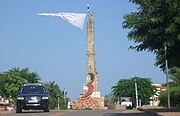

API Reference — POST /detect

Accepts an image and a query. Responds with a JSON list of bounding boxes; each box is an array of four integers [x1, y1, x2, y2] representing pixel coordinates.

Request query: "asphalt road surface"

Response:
[[1, 110, 150, 116]]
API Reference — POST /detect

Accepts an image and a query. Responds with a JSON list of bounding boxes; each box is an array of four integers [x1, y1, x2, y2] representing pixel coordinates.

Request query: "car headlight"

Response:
[[17, 96, 24, 100], [42, 96, 48, 99]]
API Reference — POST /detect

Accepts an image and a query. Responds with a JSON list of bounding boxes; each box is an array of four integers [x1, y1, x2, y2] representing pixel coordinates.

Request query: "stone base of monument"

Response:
[[75, 97, 105, 110]]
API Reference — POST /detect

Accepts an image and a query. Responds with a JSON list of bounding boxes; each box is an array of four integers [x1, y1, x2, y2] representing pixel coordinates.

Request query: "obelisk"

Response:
[[75, 12, 104, 110], [86, 12, 99, 93]]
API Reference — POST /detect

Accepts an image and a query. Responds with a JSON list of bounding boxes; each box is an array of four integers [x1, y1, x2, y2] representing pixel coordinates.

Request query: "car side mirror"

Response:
[[47, 89, 52, 93], [17, 90, 21, 94]]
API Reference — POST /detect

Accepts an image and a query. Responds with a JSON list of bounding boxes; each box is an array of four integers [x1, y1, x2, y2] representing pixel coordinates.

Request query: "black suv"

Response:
[[16, 83, 49, 113]]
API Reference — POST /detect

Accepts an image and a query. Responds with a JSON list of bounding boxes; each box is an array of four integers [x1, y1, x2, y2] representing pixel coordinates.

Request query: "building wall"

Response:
[[150, 84, 167, 106]]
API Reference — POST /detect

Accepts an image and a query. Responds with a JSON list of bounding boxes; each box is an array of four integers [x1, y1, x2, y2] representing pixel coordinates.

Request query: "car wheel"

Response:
[[43, 107, 49, 112], [16, 107, 22, 113]]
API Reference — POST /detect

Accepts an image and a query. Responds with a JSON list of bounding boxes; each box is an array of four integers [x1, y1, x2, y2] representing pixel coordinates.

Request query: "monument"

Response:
[[38, 8, 104, 110], [75, 12, 105, 110]]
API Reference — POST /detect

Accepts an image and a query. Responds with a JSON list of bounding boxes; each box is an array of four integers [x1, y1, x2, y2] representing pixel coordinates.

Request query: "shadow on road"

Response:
[[104, 112, 150, 116], [144, 107, 180, 113], [138, 107, 180, 115], [17, 110, 45, 113]]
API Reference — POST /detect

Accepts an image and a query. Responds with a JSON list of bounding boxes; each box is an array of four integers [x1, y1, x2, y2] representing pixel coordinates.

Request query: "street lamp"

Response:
[[165, 45, 170, 108]]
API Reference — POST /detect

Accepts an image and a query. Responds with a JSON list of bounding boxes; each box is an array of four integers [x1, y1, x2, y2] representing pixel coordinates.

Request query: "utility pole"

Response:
[[139, 99, 141, 107], [63, 88, 66, 100], [58, 94, 60, 110], [165, 45, 170, 108], [63, 88, 66, 109], [135, 81, 139, 108]]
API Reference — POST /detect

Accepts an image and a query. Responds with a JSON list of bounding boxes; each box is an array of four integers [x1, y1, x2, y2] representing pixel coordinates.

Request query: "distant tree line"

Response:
[[110, 77, 155, 107]]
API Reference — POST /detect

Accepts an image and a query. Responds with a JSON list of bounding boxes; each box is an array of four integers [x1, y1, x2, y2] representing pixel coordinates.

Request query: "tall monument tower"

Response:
[[76, 12, 104, 110], [86, 12, 98, 92]]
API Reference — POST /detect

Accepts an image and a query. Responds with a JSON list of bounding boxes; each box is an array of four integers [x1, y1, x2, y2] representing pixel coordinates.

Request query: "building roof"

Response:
[[152, 83, 167, 89]]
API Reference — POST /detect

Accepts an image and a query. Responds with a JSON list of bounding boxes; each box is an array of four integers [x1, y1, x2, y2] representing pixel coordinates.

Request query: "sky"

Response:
[[0, 0, 166, 101]]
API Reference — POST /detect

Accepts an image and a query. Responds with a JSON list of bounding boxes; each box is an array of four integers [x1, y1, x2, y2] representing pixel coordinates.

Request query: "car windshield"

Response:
[[21, 86, 45, 94]]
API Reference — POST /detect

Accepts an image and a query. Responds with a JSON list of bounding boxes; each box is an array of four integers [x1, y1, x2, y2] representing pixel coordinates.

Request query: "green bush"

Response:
[[159, 86, 180, 107]]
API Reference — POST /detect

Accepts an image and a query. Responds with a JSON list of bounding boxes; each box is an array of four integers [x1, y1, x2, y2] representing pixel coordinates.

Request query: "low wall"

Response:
[[75, 97, 105, 110]]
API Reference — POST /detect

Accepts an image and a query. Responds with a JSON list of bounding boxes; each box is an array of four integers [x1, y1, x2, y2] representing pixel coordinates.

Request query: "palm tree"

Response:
[[169, 67, 180, 85], [45, 81, 65, 109]]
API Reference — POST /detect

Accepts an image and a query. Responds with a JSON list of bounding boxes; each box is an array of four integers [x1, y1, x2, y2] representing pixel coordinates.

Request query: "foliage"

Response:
[[159, 86, 180, 107], [0, 67, 41, 103], [123, 0, 180, 70], [7, 67, 41, 83], [104, 94, 116, 107], [0, 68, 68, 109], [44, 81, 66, 110], [111, 77, 155, 106], [169, 67, 180, 86]]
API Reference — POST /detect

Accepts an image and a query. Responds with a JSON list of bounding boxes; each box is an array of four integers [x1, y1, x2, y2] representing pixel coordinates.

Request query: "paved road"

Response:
[[1, 110, 65, 116], [62, 110, 150, 116], [0, 110, 150, 116]]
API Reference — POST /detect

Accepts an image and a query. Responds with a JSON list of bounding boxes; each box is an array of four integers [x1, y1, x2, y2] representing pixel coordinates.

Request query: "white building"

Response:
[[150, 83, 167, 106]]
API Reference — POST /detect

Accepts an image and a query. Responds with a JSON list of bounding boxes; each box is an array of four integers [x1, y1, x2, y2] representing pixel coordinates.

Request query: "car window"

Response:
[[21, 86, 45, 94]]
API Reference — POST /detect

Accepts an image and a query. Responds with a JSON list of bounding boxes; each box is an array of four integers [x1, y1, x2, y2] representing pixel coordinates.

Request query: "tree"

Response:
[[169, 67, 180, 86], [0, 67, 41, 103], [8, 67, 41, 83], [123, 0, 180, 70], [104, 93, 116, 107], [44, 81, 66, 109], [111, 77, 155, 106], [159, 86, 180, 107], [0, 73, 8, 96]]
